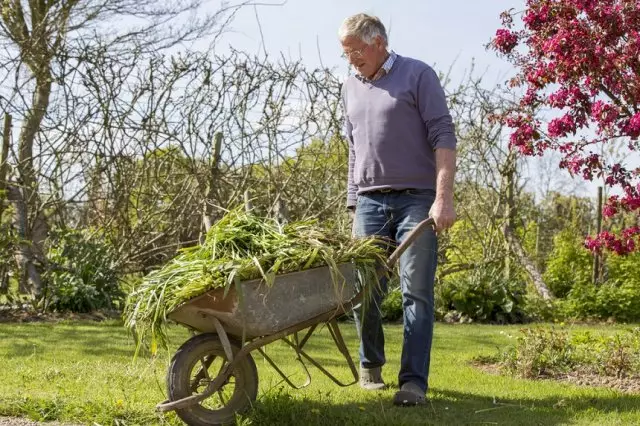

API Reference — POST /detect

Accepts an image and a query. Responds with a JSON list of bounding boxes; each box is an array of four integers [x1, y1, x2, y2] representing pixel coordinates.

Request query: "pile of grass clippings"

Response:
[[123, 208, 389, 354]]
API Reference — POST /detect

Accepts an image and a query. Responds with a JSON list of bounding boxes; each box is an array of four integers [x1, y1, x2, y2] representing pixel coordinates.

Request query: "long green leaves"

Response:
[[123, 208, 389, 354]]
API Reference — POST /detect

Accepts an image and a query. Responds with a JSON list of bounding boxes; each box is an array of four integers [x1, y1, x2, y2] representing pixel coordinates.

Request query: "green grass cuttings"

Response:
[[123, 208, 388, 354]]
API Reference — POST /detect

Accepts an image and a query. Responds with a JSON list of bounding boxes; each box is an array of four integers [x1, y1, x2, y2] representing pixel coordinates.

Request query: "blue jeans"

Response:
[[352, 189, 438, 393]]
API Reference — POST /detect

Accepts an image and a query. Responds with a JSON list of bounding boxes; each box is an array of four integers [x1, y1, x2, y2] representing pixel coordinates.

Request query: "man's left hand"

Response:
[[429, 195, 456, 234]]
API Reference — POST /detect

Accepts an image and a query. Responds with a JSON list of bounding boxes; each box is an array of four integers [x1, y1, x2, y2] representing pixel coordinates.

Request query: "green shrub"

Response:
[[542, 228, 640, 322], [381, 286, 403, 322], [519, 291, 558, 322], [437, 265, 528, 324], [42, 229, 123, 313], [542, 228, 592, 298], [607, 252, 640, 286], [499, 327, 575, 378], [0, 225, 17, 294], [560, 280, 640, 323], [497, 326, 640, 379]]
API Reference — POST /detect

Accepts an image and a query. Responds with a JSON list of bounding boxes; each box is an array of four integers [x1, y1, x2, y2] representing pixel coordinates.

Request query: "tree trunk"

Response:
[[7, 186, 36, 295], [504, 155, 514, 282], [501, 149, 552, 300], [14, 76, 53, 297], [592, 186, 603, 285], [202, 132, 223, 232], [0, 114, 10, 220], [0, 114, 11, 295], [503, 223, 552, 300]]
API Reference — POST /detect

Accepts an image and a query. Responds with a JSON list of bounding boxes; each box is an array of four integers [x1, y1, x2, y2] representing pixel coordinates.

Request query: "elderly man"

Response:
[[339, 13, 457, 406]]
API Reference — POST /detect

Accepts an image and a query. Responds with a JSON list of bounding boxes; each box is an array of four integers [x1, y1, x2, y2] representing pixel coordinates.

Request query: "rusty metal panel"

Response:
[[168, 263, 358, 338]]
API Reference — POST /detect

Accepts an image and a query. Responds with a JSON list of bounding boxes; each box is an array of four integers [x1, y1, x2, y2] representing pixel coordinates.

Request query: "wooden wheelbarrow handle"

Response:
[[385, 217, 436, 270]]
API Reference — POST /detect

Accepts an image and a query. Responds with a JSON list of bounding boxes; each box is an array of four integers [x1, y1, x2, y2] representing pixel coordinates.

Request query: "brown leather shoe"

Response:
[[393, 382, 426, 406], [359, 366, 387, 390]]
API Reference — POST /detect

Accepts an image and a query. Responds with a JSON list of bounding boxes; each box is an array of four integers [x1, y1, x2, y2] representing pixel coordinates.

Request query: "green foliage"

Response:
[[499, 327, 575, 378], [542, 228, 592, 298], [534, 192, 594, 266], [498, 326, 640, 379], [606, 251, 640, 286], [559, 280, 640, 323], [436, 265, 528, 324], [0, 224, 17, 297], [518, 291, 557, 322], [380, 284, 403, 322], [542, 227, 640, 322], [42, 228, 123, 313], [0, 224, 16, 270], [443, 218, 498, 271]]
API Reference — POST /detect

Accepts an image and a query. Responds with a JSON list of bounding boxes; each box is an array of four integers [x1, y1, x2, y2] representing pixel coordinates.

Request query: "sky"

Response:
[[211, 0, 521, 88], [192, 0, 637, 202]]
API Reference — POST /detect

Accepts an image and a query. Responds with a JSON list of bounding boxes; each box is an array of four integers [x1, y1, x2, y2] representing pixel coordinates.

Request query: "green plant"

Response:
[[561, 281, 640, 323], [436, 265, 527, 323], [596, 332, 639, 378], [42, 228, 122, 313], [380, 284, 402, 322], [497, 326, 640, 380], [0, 224, 17, 295], [519, 291, 558, 322], [542, 228, 592, 298], [499, 327, 575, 378]]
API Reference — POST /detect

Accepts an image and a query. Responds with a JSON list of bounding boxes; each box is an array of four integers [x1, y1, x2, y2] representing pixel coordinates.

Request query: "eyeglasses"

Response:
[[341, 47, 366, 60]]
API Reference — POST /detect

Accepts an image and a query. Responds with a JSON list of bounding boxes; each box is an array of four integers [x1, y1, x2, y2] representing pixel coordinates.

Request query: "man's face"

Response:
[[341, 35, 385, 79]]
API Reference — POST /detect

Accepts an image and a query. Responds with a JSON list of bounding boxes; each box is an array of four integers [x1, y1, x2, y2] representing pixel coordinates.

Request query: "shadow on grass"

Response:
[[241, 386, 640, 426]]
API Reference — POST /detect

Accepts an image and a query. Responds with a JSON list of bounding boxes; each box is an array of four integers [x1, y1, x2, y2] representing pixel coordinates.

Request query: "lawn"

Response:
[[0, 320, 639, 425]]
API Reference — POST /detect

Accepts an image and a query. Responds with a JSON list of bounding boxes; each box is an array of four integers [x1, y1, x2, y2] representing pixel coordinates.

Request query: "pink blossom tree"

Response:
[[491, 0, 640, 255]]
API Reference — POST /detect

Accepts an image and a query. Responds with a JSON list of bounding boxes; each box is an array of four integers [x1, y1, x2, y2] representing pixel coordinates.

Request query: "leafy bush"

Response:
[[518, 291, 557, 322], [436, 265, 528, 324], [0, 225, 17, 294], [381, 286, 403, 322], [499, 327, 575, 378], [542, 228, 592, 298], [43, 229, 123, 313], [559, 280, 640, 323], [497, 326, 640, 379], [542, 227, 640, 322]]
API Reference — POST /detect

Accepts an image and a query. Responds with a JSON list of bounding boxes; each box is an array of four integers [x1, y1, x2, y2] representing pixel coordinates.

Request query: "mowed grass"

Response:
[[0, 320, 639, 425]]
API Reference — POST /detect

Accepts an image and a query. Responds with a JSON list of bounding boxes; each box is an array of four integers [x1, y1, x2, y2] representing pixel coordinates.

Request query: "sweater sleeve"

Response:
[[416, 67, 457, 150]]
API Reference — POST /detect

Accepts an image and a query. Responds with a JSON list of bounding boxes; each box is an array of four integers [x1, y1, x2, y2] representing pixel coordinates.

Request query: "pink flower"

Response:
[[590, 100, 619, 133], [602, 204, 617, 217], [621, 113, 640, 139], [493, 29, 519, 54], [547, 115, 577, 138]]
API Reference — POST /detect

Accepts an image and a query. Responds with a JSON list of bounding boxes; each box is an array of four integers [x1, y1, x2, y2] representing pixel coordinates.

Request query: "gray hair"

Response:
[[338, 13, 388, 45]]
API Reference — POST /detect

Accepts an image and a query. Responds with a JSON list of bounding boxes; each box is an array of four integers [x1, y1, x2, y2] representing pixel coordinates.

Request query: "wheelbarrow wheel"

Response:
[[168, 333, 258, 426]]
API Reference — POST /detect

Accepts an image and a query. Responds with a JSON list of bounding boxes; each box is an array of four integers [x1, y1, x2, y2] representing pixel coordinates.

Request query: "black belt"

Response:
[[362, 188, 416, 194]]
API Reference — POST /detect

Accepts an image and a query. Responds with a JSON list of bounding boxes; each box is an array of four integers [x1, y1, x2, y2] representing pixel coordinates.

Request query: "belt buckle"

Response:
[[379, 188, 394, 193]]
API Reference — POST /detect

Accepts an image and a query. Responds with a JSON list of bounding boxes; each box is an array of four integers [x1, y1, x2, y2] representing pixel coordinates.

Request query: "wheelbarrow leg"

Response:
[[327, 319, 359, 382]]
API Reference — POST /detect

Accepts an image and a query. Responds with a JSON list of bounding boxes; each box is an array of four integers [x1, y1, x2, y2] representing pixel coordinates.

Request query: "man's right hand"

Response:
[[348, 207, 355, 221]]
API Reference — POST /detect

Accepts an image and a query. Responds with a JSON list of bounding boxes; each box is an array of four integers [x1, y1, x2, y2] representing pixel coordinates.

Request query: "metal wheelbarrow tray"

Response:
[[168, 262, 358, 339]]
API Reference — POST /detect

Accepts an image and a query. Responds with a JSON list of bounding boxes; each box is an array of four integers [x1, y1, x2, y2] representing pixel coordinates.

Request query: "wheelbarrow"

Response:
[[156, 217, 436, 426]]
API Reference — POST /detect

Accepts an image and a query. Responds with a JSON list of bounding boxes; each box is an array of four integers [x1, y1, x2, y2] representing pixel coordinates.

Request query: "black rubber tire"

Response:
[[168, 333, 258, 426]]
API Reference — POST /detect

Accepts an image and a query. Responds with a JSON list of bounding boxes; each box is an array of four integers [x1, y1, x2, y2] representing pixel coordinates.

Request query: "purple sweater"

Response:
[[342, 54, 457, 208]]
